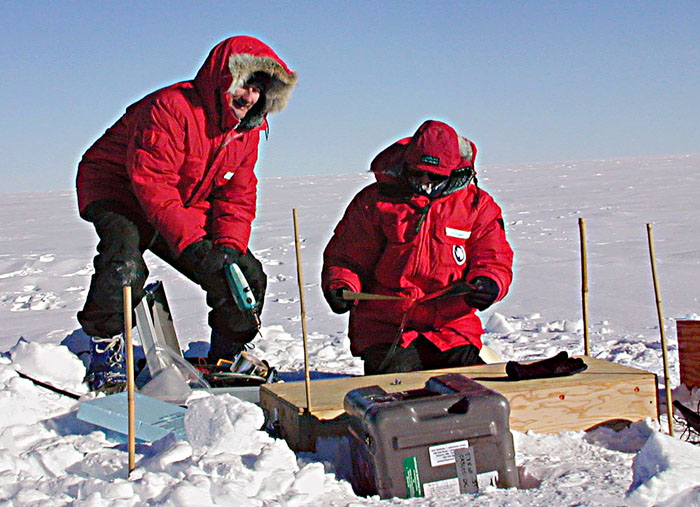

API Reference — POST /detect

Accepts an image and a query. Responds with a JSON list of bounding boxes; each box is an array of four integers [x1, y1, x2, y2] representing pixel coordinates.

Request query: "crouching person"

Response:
[[322, 120, 513, 375], [76, 36, 297, 391]]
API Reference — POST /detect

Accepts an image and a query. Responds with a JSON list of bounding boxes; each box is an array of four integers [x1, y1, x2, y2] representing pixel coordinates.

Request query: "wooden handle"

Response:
[[342, 290, 406, 301]]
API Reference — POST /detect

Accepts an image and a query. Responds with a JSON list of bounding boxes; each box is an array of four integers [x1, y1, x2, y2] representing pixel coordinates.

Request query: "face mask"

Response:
[[404, 168, 449, 197]]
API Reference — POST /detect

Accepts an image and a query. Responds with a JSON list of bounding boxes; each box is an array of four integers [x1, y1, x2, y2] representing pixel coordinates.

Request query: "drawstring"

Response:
[[412, 202, 433, 235]]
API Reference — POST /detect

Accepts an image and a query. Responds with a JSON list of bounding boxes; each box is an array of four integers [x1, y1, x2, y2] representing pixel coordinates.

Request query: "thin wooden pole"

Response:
[[292, 209, 312, 413], [646, 223, 674, 436], [123, 285, 136, 474], [578, 218, 591, 356]]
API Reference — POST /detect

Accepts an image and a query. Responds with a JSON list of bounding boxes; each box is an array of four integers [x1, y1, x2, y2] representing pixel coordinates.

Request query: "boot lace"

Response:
[[92, 335, 125, 366]]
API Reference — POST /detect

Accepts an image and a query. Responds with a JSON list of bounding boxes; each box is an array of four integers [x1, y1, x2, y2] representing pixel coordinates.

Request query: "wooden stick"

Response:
[[342, 290, 406, 301], [646, 223, 674, 436], [123, 285, 136, 473], [292, 209, 312, 413], [579, 218, 591, 356]]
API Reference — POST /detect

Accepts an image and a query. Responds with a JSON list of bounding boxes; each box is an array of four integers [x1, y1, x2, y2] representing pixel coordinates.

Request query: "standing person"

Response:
[[76, 36, 297, 391], [322, 120, 513, 375]]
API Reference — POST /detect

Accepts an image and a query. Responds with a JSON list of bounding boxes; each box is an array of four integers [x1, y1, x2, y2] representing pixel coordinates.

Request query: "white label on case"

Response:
[[423, 477, 460, 498], [428, 439, 470, 467]]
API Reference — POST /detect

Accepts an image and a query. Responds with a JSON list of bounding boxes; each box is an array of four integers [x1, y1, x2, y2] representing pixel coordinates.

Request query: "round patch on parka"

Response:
[[453, 245, 466, 265]]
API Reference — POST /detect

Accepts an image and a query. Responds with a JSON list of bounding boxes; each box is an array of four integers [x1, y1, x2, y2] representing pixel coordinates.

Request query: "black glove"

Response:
[[506, 351, 587, 381], [464, 276, 499, 311], [324, 287, 353, 314], [180, 240, 241, 299], [235, 250, 267, 309]]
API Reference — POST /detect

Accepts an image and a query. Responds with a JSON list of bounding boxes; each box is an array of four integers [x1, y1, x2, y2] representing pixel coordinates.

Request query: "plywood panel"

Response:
[[260, 357, 658, 452]]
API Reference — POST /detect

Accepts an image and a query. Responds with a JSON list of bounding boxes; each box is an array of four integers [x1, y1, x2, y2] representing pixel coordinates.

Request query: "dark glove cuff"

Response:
[[219, 246, 243, 264], [181, 240, 211, 262]]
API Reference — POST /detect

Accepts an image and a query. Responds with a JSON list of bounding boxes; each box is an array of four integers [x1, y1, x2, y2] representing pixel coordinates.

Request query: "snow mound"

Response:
[[628, 430, 700, 505]]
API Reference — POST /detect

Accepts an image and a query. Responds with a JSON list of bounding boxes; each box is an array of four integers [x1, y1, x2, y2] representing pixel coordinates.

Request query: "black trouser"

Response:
[[361, 335, 484, 375], [77, 201, 264, 361]]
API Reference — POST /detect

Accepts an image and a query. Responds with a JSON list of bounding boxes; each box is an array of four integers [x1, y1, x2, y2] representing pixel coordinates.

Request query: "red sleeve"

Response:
[[210, 132, 259, 252], [464, 192, 514, 301], [126, 99, 208, 254], [322, 186, 385, 293]]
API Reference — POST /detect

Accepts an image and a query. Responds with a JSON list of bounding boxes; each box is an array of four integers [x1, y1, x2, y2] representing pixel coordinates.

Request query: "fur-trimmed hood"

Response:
[[194, 35, 297, 132]]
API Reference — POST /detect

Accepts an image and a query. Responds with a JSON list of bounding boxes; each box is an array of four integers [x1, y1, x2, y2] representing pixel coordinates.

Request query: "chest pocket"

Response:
[[432, 223, 473, 282], [373, 209, 420, 289]]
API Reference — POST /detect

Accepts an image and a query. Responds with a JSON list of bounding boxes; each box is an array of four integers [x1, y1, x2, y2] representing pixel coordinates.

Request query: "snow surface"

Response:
[[1, 153, 700, 505]]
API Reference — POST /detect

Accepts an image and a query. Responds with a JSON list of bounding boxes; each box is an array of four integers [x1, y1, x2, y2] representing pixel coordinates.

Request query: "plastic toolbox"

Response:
[[344, 372, 519, 499]]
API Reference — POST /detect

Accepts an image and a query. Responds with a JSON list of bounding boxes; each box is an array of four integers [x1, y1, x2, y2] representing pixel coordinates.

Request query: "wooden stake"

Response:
[[292, 209, 312, 413], [578, 218, 591, 356], [646, 223, 674, 436], [123, 285, 136, 473]]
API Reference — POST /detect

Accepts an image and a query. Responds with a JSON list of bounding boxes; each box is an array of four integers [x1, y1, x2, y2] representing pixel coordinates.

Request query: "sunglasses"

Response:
[[404, 168, 449, 183]]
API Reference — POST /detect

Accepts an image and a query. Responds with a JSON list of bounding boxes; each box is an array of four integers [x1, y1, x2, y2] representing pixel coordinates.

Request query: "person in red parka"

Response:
[[76, 36, 297, 391], [322, 120, 513, 375]]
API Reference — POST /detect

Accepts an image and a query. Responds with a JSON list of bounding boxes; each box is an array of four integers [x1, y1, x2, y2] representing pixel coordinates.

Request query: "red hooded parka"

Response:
[[76, 36, 297, 255], [322, 121, 513, 356]]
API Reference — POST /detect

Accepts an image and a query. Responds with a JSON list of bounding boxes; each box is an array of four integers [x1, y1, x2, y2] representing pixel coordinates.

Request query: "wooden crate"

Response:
[[260, 357, 658, 452], [677, 320, 700, 389]]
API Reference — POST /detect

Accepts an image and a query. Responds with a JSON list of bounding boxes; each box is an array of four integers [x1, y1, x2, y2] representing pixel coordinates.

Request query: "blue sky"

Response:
[[1, 1, 698, 193]]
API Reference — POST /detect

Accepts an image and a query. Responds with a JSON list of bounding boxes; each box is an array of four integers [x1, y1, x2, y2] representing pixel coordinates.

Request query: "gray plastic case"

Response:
[[344, 373, 519, 499]]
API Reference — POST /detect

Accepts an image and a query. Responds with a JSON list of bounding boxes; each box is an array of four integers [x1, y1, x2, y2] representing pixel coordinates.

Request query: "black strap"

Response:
[[16, 371, 81, 400]]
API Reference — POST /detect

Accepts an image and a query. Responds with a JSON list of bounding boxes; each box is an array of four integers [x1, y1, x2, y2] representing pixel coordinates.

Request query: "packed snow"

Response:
[[1, 153, 699, 505]]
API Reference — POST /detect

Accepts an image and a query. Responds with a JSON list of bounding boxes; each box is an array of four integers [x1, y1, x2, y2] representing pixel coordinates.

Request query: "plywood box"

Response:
[[260, 357, 658, 452]]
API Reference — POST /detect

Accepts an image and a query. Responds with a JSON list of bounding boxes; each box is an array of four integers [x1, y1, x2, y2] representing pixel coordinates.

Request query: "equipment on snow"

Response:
[[344, 373, 519, 498], [673, 400, 700, 437], [77, 392, 186, 442], [505, 351, 587, 381], [133, 280, 276, 402]]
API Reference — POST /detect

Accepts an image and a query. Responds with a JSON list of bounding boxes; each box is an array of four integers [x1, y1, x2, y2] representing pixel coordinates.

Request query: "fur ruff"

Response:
[[227, 53, 298, 128]]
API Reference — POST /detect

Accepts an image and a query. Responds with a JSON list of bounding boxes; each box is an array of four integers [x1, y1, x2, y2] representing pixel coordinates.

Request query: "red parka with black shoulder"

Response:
[[76, 36, 297, 255], [322, 122, 513, 356]]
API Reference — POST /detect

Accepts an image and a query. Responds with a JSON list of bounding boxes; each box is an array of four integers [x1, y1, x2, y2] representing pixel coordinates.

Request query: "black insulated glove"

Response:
[[464, 276, 499, 311], [181, 240, 241, 275], [181, 240, 241, 300], [324, 287, 353, 314], [506, 351, 587, 381]]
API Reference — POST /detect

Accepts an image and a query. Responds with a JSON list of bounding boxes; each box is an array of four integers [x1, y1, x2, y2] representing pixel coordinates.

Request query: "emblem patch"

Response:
[[453, 245, 466, 265], [421, 155, 440, 166]]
